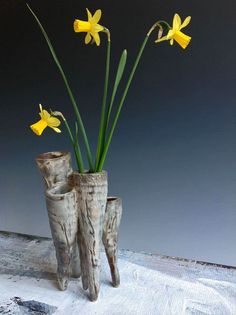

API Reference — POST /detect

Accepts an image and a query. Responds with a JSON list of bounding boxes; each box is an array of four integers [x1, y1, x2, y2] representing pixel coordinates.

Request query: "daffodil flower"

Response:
[[74, 9, 104, 46], [30, 104, 61, 136], [156, 14, 191, 49]]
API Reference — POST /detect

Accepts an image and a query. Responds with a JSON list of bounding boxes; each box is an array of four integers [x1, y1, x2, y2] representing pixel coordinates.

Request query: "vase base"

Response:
[[57, 273, 69, 291]]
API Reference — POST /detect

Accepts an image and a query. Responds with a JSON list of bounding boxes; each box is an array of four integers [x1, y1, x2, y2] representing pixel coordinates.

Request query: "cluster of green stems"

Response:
[[27, 4, 170, 173]]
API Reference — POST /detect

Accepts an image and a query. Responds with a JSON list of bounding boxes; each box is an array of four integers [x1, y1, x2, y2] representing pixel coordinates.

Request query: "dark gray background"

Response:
[[1, 0, 236, 265]]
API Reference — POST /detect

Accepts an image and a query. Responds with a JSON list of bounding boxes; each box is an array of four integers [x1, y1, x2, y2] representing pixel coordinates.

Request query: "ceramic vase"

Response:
[[45, 182, 80, 290], [36, 151, 80, 288], [36, 151, 72, 189], [73, 171, 108, 301], [103, 197, 122, 287]]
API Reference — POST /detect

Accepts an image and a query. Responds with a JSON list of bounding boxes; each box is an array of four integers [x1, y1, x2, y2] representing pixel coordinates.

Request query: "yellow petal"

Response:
[[85, 32, 92, 44], [170, 38, 174, 45], [155, 35, 169, 43], [173, 30, 191, 49], [50, 127, 61, 133], [93, 23, 104, 32], [46, 116, 61, 127], [92, 9, 102, 24], [40, 109, 51, 120], [166, 29, 174, 39], [180, 16, 191, 30], [86, 8, 92, 21], [92, 32, 100, 46], [30, 119, 47, 136], [173, 13, 181, 30]]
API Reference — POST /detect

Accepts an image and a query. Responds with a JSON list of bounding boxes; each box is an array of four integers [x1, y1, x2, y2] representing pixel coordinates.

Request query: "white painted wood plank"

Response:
[[0, 231, 236, 314]]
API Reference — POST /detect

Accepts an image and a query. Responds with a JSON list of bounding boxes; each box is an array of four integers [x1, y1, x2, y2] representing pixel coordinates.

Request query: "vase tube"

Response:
[[103, 197, 122, 287], [73, 171, 108, 301], [45, 182, 79, 290], [36, 151, 80, 281], [36, 151, 72, 189]]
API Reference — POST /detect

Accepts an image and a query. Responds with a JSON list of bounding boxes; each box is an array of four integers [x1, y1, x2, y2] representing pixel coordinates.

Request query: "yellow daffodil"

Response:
[[156, 14, 191, 49], [74, 9, 104, 46], [30, 104, 61, 136]]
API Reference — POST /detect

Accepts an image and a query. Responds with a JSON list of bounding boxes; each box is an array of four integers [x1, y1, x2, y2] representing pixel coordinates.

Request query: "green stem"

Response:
[[103, 80, 116, 140], [147, 20, 171, 36], [95, 37, 111, 171], [103, 49, 127, 150], [63, 119, 84, 173], [97, 35, 149, 172], [27, 4, 94, 171]]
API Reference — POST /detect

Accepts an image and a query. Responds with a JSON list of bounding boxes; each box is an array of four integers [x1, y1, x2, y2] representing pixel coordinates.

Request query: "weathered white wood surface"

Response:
[[0, 231, 236, 314]]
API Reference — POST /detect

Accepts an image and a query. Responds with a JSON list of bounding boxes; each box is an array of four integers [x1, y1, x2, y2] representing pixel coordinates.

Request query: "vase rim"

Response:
[[36, 151, 70, 161], [73, 170, 107, 176], [107, 196, 121, 202], [45, 182, 74, 198]]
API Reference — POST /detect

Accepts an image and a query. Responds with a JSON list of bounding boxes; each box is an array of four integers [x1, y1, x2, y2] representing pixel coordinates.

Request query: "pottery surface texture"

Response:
[[36, 151, 80, 290], [36, 151, 72, 189], [36, 152, 122, 301], [45, 183, 80, 290], [73, 171, 108, 301], [103, 197, 122, 287]]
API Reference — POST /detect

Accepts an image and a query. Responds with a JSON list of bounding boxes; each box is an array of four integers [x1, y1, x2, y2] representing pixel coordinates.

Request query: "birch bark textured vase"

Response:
[[36, 151, 72, 188], [73, 171, 108, 301], [103, 197, 122, 287], [35, 151, 80, 284], [45, 183, 79, 290]]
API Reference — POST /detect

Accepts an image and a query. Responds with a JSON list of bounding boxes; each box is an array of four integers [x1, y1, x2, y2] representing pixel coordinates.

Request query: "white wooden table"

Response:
[[0, 231, 236, 314]]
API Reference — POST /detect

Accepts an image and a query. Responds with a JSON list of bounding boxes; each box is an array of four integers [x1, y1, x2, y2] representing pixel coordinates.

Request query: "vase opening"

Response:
[[36, 151, 67, 161], [73, 170, 107, 176], [107, 197, 118, 202], [46, 183, 73, 197]]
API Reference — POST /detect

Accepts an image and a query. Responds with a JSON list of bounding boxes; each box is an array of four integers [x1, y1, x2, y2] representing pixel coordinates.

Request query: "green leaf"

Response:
[[97, 37, 149, 171], [26, 3, 94, 171], [94, 40, 111, 171], [114, 49, 127, 88], [74, 121, 79, 145], [102, 49, 128, 145], [27, 4, 61, 70]]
